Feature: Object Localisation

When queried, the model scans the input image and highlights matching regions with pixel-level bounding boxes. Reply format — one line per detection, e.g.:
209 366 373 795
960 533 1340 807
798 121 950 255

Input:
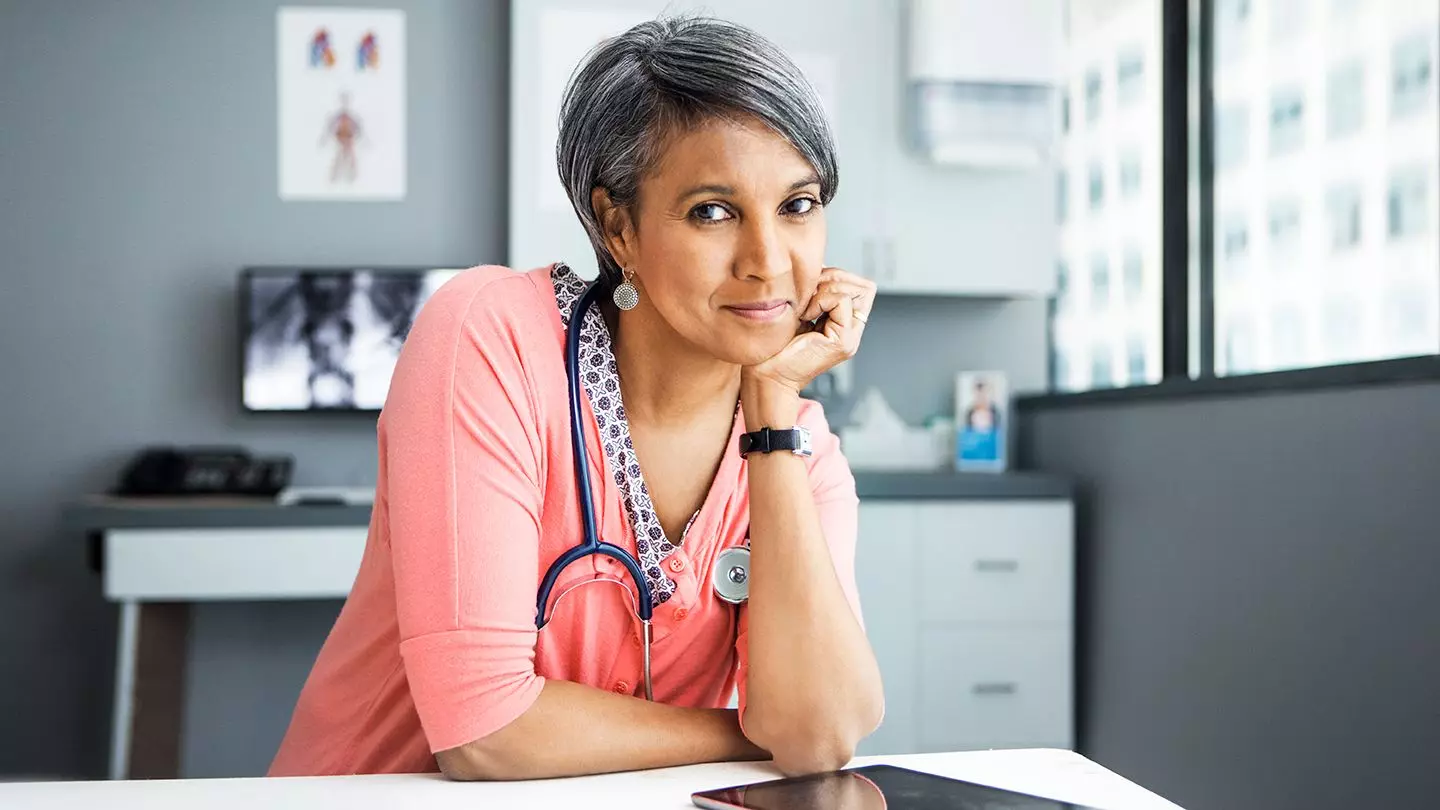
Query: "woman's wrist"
739 371 802 432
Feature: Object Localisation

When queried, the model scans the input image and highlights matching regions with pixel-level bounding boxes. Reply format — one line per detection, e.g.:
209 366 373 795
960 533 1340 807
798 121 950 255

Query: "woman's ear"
591 187 637 270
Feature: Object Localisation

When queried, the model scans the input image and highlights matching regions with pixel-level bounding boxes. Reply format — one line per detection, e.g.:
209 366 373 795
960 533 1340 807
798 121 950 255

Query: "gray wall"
0 0 510 778
1 0 1046 781
1019 380 1440 810
853 295 1048 426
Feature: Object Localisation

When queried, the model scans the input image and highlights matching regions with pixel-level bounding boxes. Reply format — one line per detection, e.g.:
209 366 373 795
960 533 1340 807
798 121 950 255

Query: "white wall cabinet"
854 499 1074 756
509 1 1057 297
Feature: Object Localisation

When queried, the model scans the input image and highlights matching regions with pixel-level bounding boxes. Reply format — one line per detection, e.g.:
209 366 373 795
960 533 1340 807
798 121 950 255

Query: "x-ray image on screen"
242 268 460 411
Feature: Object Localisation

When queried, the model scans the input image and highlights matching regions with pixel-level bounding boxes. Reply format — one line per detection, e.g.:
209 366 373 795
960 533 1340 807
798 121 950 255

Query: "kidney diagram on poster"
277 7 406 201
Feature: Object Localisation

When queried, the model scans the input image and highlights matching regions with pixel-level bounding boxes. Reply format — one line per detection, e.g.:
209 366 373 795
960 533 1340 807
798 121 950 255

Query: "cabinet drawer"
917 625 1073 752
917 502 1072 623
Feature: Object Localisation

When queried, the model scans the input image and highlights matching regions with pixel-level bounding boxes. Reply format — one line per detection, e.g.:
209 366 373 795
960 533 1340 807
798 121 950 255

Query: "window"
1209 1 1438 378
1268 197 1301 255
1090 252 1111 309
1215 103 1248 170
1057 170 1069 224
1388 164 1430 240
1392 32 1434 120
1051 0 1164 392
1221 317 1257 375
1327 60 1365 139
1269 306 1306 370
1268 86 1304 155
1062 89 1071 133
1220 212 1249 277
1123 247 1144 303
1382 283 1439 357
1126 334 1148 383
1120 148 1143 198
1117 46 1145 107
1088 161 1105 211
1049 0 1440 395
1085 67 1104 124
1051 347 1071 391
1326 184 1362 251
1091 343 1115 388
1055 260 1070 311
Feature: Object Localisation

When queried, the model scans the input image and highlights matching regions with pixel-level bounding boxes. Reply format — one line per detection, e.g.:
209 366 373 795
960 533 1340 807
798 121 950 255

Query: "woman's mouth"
723 300 791 322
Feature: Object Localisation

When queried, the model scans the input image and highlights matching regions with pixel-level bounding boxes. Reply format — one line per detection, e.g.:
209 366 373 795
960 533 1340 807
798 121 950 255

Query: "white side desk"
0 749 1184 809
68 497 373 781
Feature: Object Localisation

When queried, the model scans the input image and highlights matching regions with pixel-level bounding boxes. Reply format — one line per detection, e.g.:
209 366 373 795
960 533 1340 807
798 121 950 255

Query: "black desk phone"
115 446 293 497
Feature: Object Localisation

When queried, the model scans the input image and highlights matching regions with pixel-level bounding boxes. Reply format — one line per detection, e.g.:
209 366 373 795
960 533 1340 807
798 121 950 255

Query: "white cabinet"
508 1 1057 297
854 499 1074 756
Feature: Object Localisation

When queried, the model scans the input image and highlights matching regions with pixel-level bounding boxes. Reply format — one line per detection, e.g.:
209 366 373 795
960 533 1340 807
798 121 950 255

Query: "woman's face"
604 116 827 366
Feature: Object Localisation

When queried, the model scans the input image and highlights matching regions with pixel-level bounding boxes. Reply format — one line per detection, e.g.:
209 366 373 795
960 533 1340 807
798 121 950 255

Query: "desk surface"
0 749 1181 810
65 473 1073 532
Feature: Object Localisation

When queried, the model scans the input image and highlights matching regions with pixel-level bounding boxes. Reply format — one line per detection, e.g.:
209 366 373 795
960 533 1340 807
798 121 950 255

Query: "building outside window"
1392 32 1434 120
1326 184 1363 251
1117 46 1145 107
1388 164 1430 240
1269 86 1304 156
1327 60 1364 139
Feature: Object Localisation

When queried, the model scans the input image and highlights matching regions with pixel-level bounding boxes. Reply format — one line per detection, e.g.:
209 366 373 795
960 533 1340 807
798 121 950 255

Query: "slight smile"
723 300 791 322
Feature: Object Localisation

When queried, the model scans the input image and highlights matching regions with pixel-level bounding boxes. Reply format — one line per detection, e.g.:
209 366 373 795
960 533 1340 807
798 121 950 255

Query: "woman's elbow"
770 734 856 777
753 700 883 777
435 740 523 782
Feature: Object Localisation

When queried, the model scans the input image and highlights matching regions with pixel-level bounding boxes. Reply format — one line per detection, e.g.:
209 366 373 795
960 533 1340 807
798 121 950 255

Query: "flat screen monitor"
241 267 462 412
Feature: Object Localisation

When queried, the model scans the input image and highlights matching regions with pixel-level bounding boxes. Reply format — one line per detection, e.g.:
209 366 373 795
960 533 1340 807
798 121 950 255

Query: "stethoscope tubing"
535 279 657 699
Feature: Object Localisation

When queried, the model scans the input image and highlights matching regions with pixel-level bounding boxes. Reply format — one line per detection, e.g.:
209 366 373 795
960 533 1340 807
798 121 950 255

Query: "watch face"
794 427 813 456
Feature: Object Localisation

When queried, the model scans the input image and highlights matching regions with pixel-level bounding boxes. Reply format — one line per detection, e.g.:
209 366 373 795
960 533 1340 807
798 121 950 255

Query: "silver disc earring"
613 268 640 311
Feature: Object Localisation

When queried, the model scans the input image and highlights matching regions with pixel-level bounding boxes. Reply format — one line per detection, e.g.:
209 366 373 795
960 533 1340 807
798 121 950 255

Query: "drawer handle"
973 559 1020 573
971 682 1019 696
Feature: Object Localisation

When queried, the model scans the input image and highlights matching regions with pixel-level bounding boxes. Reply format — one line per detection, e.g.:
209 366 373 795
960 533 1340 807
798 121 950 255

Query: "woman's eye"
692 203 731 222
784 197 818 216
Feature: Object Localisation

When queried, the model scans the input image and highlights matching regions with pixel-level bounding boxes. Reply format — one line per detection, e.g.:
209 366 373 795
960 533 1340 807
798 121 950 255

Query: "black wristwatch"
738 426 813 458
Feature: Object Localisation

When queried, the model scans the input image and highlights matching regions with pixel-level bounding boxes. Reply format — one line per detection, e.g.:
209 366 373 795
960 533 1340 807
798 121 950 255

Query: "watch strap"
738 426 812 457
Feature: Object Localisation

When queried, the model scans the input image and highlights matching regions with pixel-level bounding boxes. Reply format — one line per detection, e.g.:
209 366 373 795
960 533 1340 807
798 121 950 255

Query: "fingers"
794 273 873 365
801 269 877 333
752 268 874 392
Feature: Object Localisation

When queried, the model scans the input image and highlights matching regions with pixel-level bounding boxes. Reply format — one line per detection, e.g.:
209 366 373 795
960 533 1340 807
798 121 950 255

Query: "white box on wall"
906 0 1063 169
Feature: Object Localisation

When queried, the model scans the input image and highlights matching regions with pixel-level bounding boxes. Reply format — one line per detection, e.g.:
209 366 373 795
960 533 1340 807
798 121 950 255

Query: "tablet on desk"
692 764 1106 809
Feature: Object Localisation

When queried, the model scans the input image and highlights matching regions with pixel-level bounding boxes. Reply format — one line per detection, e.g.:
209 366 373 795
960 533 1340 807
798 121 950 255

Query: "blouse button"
674 607 689 621
668 558 685 573
614 681 630 694
631 633 642 647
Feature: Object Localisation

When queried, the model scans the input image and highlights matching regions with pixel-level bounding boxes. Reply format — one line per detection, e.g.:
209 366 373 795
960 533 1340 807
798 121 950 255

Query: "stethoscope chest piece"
712 546 750 604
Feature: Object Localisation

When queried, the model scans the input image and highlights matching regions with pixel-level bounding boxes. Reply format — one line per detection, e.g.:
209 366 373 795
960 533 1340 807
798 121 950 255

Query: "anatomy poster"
277 7 406 201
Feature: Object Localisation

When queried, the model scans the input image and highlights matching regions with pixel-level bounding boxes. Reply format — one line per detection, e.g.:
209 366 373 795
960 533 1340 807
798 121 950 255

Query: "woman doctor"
270 15 883 781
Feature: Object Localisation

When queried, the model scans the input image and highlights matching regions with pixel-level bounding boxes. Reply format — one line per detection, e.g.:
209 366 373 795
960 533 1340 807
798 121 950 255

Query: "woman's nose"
734 220 788 281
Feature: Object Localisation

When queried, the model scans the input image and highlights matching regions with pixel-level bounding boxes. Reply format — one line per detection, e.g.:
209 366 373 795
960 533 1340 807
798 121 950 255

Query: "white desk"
0 749 1184 809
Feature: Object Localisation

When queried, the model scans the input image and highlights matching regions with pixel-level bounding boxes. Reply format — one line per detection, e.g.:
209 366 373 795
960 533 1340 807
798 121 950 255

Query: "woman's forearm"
436 679 768 780
738 376 885 775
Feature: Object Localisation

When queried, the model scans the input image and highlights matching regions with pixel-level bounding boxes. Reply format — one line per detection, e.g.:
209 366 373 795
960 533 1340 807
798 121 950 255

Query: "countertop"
66 471 1071 532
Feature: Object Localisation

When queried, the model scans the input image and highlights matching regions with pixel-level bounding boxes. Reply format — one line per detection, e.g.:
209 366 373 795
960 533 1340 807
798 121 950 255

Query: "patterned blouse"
550 264 704 607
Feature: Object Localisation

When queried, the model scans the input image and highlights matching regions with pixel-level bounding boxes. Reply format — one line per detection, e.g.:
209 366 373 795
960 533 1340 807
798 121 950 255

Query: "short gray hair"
556 14 838 285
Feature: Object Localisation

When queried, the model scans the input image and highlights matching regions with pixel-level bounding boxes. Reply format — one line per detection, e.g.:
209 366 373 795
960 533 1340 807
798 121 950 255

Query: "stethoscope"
535 279 750 701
